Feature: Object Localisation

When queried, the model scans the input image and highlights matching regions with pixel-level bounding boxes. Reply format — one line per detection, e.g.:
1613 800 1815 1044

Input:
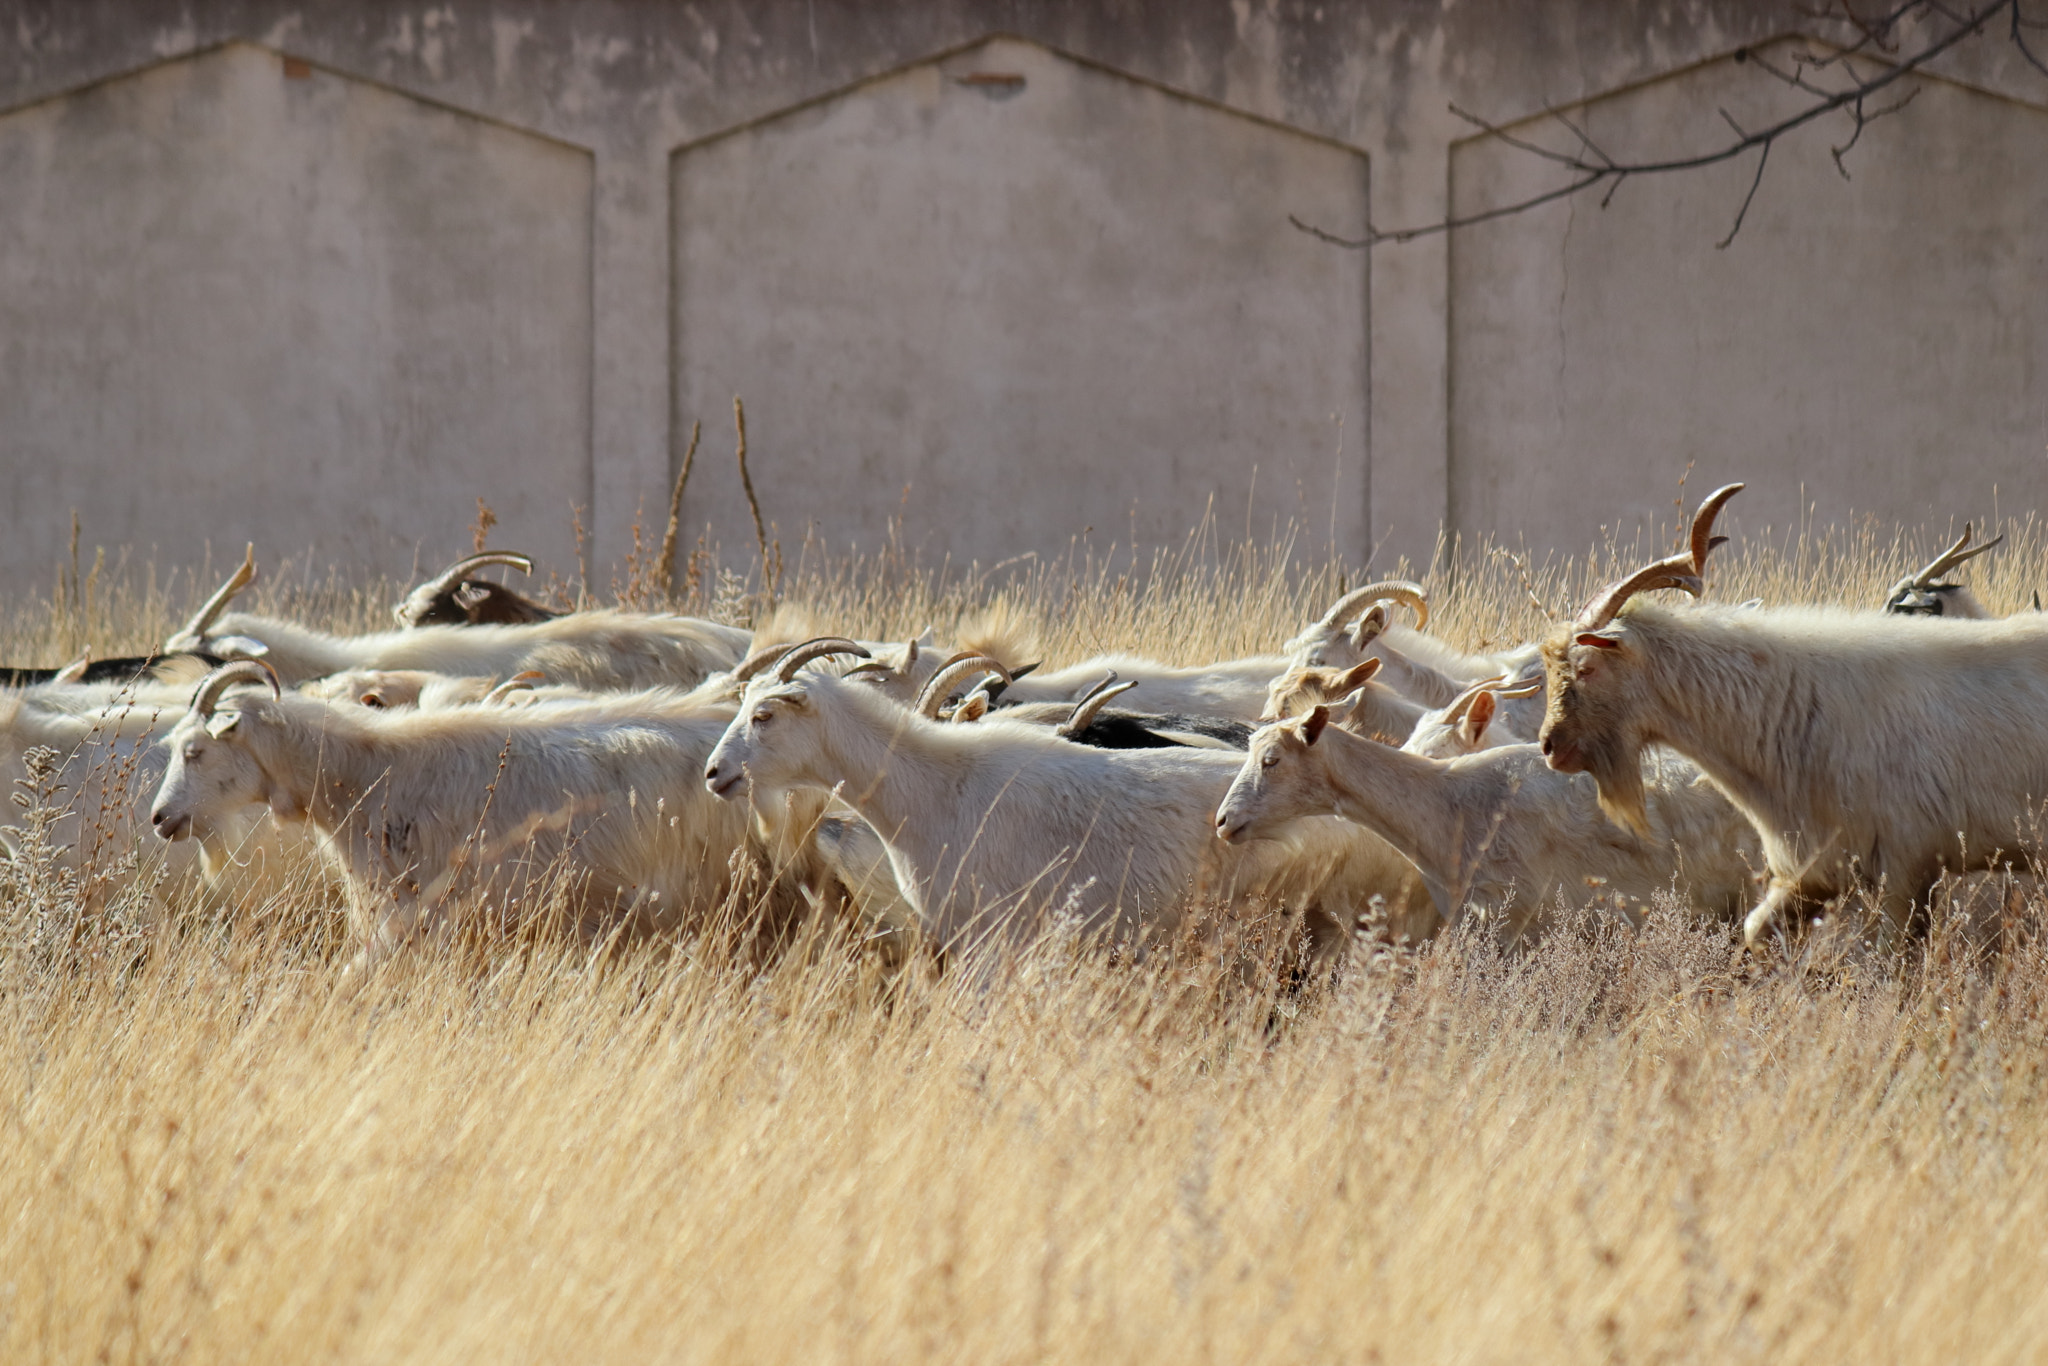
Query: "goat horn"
180 544 258 640
1573 485 1741 632
191 658 280 718
728 642 798 685
1688 484 1743 572
483 670 546 704
1440 675 1508 724
1573 554 1705 634
915 655 1011 719
1319 579 1429 631
1059 677 1139 736
420 551 534 596
841 661 893 679
1492 679 1544 700
1912 523 2003 588
773 637 871 684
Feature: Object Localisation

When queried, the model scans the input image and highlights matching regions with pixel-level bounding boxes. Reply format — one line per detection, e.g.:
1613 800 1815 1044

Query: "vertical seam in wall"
585 151 599 552
1360 147 1374 568
1441 142 1457 580
666 146 681 516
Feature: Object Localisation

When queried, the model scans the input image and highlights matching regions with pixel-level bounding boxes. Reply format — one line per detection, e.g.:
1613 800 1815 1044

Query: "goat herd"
4 483 2040 977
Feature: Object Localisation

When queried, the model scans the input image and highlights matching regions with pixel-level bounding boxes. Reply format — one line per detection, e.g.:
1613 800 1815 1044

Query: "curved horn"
1059 677 1140 736
483 670 546 705
1439 675 1508 725
190 658 280 718
773 637 872 684
418 551 534 597
729 642 798 685
1491 679 1544 700
914 656 1011 720
1319 579 1429 631
1688 484 1743 572
1912 523 2004 587
179 544 258 641
1572 554 1704 633
841 661 894 679
1572 485 1742 633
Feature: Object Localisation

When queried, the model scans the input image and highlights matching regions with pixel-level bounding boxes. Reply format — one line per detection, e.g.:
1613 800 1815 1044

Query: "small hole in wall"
955 71 1026 100
282 56 312 79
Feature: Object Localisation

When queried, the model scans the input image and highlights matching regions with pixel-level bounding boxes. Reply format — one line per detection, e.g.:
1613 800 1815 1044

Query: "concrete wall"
1 3 2043 589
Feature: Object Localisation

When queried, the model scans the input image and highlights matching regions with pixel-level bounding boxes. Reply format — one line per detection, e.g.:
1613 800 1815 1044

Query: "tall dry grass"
4 510 2048 1363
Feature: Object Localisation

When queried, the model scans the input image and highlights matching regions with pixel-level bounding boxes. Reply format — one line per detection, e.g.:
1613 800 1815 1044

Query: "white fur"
705 668 1426 953
150 685 815 971
1218 717 1760 944
1543 601 2048 942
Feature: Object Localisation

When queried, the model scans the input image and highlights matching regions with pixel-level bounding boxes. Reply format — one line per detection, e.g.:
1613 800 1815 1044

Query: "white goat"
164 549 752 688
1883 524 2002 618
149 662 829 972
1282 582 1538 709
1540 484 2048 946
982 583 1436 722
0 677 308 910
1217 706 1761 944
703 640 1429 955
1400 675 1544 760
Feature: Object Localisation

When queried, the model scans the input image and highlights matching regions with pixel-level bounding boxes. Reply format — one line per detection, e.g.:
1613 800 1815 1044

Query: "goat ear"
1349 606 1387 649
205 712 241 739
1574 632 1623 651
1301 705 1331 746
1462 690 1496 745
951 694 988 723
1337 658 1382 692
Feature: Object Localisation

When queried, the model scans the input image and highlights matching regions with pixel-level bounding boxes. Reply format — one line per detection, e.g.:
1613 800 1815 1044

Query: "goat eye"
1261 753 1279 768
753 709 773 726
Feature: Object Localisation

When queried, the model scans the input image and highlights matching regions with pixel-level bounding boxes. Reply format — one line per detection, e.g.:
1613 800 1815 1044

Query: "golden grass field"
5 506 2048 1363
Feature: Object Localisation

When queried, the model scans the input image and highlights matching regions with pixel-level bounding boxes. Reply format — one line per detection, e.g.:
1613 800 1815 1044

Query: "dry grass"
5 512 2048 1363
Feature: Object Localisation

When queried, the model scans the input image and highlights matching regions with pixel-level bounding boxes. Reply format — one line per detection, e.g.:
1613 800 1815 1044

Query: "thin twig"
734 396 770 580
656 420 700 599
1292 0 2014 249
1716 139 1773 249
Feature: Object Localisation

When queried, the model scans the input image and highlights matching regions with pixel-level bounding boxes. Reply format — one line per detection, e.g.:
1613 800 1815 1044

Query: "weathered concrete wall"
672 36 1369 564
0 41 592 577
1450 37 2048 557
0 2 2043 589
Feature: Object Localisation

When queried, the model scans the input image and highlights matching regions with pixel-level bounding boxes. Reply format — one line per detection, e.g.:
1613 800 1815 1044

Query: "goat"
164 549 752 689
974 583 1429 722
949 668 1252 751
1283 582 1537 708
1884 524 2002 617
703 640 1427 956
1259 659 1427 740
149 661 828 973
394 552 561 627
1539 483 2048 946
0 676 309 910
1401 675 1544 760
0 652 226 690
1217 705 1760 944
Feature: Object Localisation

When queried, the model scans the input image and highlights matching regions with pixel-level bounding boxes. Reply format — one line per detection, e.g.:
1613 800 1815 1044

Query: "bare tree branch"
1295 0 2025 249
1715 139 1773 247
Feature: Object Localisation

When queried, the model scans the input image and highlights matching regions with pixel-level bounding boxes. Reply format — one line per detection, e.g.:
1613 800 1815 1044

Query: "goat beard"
1580 735 1652 838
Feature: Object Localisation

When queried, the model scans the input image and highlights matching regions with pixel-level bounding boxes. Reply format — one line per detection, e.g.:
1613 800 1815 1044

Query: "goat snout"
704 762 743 799
1540 731 1583 773
150 806 187 841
